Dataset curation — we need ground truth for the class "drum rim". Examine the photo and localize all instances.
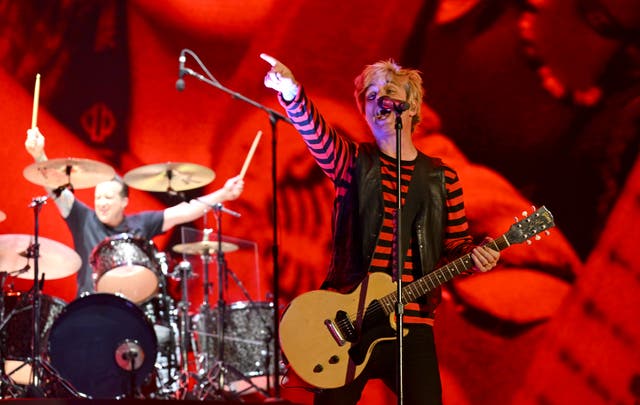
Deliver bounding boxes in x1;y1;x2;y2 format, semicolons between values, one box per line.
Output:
89;232;158;264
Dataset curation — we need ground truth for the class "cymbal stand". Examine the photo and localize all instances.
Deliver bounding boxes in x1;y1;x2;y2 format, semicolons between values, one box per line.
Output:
14;196;81;398
25;196;46;395
174;259;194;399
149;252;182;399
194;204;271;400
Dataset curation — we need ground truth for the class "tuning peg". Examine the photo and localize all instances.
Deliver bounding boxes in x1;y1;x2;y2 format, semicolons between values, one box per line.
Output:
545;230;551;236
530;205;537;212
526;240;532;245
535;235;541;240
522;210;528;217
514;216;519;222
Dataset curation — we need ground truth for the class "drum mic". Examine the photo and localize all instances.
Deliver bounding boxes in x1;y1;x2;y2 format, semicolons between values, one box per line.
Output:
176;50;187;91
377;96;410;113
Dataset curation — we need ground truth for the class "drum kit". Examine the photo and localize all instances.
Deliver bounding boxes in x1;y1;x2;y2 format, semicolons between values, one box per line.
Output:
1;157;277;400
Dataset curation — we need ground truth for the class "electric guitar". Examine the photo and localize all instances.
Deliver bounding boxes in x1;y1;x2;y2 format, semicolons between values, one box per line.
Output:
279;206;555;389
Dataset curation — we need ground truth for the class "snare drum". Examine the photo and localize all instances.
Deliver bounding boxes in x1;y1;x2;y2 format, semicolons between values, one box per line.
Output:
90;233;160;304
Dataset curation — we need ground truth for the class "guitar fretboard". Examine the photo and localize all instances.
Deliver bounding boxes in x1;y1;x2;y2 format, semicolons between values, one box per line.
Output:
377;235;510;315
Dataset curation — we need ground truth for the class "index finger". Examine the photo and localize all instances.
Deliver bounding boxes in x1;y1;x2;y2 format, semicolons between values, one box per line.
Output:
260;53;279;67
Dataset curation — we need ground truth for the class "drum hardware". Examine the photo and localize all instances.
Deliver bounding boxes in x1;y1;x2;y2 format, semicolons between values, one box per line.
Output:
0;196;83;398
123;162;215;194
115;339;145;398
174;204;274;401
0;234;81;281
171;259;196;399
0;210;6;223
144;252;182;399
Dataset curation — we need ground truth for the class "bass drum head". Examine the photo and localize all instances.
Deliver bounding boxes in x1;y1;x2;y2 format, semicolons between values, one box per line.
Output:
47;293;158;399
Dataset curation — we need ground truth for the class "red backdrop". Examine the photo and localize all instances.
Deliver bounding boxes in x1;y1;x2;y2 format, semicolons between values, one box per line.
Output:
0;1;638;404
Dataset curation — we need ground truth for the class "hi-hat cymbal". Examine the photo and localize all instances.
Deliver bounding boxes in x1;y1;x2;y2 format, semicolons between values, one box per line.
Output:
23;158;116;190
123;162;215;192
172;240;239;256
0;234;81;280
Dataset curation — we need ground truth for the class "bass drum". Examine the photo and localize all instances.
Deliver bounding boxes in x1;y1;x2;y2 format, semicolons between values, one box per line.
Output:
47;293;157;399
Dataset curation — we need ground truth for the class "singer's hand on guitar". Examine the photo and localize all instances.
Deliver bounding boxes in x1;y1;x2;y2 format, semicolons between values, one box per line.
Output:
260;53;299;101
471;237;500;272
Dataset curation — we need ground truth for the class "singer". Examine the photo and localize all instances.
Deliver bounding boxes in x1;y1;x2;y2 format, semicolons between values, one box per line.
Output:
262;54;500;405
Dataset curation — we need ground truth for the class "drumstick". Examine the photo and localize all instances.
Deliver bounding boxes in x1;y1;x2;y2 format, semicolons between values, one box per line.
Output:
31;73;41;129
239;130;262;179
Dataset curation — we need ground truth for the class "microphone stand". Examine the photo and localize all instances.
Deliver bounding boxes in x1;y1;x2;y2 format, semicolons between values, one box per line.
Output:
178;49;291;399
393;109;405;405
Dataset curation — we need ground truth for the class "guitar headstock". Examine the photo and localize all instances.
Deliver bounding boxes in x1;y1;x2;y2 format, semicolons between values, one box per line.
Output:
505;206;555;245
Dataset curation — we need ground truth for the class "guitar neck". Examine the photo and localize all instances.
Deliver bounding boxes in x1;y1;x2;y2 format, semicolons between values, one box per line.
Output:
377;235;510;315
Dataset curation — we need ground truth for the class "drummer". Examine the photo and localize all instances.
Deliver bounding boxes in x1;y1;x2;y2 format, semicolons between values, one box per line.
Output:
24;127;244;297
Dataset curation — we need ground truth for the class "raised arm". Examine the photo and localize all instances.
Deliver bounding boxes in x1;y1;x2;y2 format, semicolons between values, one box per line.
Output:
261;53;357;183
161;175;244;232
24;127;75;218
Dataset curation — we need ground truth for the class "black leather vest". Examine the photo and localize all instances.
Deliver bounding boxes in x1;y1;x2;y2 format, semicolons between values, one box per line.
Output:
322;143;446;293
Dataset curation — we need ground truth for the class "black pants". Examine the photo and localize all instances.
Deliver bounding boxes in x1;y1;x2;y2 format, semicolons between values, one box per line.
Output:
313;324;442;405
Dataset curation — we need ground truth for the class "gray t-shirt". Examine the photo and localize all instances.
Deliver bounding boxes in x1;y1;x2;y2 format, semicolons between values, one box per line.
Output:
64;199;164;296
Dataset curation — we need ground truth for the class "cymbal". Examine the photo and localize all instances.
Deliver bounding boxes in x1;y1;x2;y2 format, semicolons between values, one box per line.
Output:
172;240;239;256
123;162;215;192
23;158;116;189
0;234;80;280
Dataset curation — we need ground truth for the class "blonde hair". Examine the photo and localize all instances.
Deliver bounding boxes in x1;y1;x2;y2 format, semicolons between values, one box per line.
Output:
353;60;424;131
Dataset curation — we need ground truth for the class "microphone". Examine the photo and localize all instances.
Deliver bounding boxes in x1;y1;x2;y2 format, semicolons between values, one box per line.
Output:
176;51;186;91
377;96;410;113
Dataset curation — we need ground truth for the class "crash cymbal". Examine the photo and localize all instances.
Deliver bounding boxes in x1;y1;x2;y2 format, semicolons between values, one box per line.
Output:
123;162;215;192
0;234;80;280
23;158;116;190
172;240;239;256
